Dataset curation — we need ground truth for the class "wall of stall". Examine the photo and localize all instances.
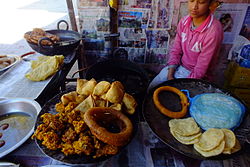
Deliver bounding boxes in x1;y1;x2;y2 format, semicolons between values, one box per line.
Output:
77;0;250;86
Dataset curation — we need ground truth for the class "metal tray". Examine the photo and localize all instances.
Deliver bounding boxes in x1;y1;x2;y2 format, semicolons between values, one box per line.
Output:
143;78;250;160
34;86;139;165
0;98;41;158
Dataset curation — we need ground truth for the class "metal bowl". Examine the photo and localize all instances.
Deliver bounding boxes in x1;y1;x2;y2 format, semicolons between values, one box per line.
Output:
0;98;41;158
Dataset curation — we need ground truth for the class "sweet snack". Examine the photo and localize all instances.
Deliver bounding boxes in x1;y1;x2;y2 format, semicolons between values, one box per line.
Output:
84;107;133;147
190;93;245;130
153;86;189;118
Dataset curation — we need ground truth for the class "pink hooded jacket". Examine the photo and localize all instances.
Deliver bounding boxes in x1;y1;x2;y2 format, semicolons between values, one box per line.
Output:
168;14;223;81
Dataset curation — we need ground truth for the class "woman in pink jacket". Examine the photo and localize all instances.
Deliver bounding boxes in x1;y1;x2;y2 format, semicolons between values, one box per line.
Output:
149;0;223;90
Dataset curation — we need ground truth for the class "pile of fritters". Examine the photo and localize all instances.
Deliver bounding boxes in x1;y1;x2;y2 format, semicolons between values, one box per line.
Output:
24;28;60;46
32;78;137;158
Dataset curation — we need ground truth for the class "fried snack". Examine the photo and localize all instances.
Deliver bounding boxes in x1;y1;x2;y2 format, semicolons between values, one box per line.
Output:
84;107;133;147
74;95;94;113
194;128;224;152
31;56;50;69
194;140;226;157
93;96;107;107
170;129;201;145
25;55;64;81
72;120;88;134
76;78;88;94
153;86;189;118
109;103;122;111
33;79;138;158
222;129;236;154
42;131;61;150
73;135;94;155
93;81;111;96
106;81;125;103
122;93;137;115
24;28;60;46
77;78;97;96
231;139;241;154
169;117;200;136
61;91;78;105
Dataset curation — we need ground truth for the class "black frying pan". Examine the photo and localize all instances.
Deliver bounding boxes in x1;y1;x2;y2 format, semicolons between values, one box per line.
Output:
143;78;250;160
25;20;81;56
84;59;150;99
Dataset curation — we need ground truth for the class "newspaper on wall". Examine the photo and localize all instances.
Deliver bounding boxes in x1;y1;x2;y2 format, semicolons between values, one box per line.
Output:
119;0;152;9
239;5;250;40
77;0;108;8
214;3;248;44
78;8;110;35
148;0;174;30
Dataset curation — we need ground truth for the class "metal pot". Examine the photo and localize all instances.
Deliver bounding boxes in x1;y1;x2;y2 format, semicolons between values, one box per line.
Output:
25;20;82;56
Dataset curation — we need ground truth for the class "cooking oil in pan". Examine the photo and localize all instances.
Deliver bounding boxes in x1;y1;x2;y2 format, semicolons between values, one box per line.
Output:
0;112;35;150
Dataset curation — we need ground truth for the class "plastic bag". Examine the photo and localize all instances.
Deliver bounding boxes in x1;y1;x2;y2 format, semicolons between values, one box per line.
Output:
182;91;246;130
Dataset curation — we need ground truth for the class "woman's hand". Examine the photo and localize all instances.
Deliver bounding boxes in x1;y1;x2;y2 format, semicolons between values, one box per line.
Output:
167;67;175;80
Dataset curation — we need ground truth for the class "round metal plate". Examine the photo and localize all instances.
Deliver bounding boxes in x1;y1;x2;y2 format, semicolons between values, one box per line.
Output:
34;86;139;165
143;78;249;160
0;98;41;158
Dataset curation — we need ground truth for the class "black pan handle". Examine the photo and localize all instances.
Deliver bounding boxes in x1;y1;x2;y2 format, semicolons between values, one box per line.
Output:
57;20;69;30
38;37;55;48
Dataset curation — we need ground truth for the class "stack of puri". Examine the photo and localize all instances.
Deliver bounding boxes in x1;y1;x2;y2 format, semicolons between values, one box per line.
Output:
169;117;202;145
194;128;241;157
169;117;241;157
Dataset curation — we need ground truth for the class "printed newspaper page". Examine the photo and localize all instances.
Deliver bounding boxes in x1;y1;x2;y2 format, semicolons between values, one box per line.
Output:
214;3;248;44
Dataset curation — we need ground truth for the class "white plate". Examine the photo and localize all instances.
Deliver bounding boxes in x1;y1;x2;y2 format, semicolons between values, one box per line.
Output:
0;55;21;72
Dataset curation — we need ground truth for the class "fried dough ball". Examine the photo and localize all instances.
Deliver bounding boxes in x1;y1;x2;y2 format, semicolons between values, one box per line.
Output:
42;131;60;150
72;120;88;134
65;102;78;113
55;102;65;113
62;127;77;143
41;113;65;131
61;143;75;156
73;135;94;155
32;124;49;140
67;109;81;124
